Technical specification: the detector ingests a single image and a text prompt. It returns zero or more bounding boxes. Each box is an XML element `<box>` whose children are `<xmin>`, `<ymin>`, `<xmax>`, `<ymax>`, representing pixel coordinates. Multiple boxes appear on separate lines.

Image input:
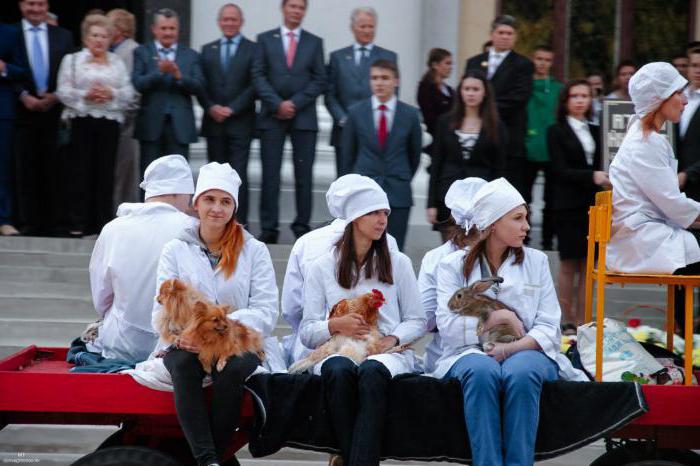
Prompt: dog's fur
<box><xmin>448</xmin><ymin>277</ymin><xmax>522</xmax><ymax>351</ymax></box>
<box><xmin>181</xmin><ymin>301</ymin><xmax>264</xmax><ymax>373</ymax></box>
<box><xmin>289</xmin><ymin>289</ymin><xmax>405</xmax><ymax>373</ymax></box>
<box><xmin>156</xmin><ymin>278</ymin><xmax>205</xmax><ymax>345</ymax></box>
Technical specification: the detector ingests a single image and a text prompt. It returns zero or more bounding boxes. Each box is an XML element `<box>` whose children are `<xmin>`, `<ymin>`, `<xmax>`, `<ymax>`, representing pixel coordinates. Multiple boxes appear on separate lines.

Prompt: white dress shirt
<box><xmin>281</xmin><ymin>25</ymin><xmax>301</xmax><ymax>54</ymax></box>
<box><xmin>372</xmin><ymin>95</ymin><xmax>397</xmax><ymax>133</ymax></box>
<box><xmin>487</xmin><ymin>47</ymin><xmax>510</xmax><ymax>79</ymax></box>
<box><xmin>22</xmin><ymin>19</ymin><xmax>48</xmax><ymax>82</ymax></box>
<box><xmin>566</xmin><ymin>115</ymin><xmax>596</xmax><ymax>166</ymax></box>
<box><xmin>680</xmin><ymin>86</ymin><xmax>700</xmax><ymax>138</ymax></box>
<box><xmin>353</xmin><ymin>42</ymin><xmax>374</xmax><ymax>65</ymax></box>
<box><xmin>154</xmin><ymin>41</ymin><xmax>178</xmax><ymax>61</ymax></box>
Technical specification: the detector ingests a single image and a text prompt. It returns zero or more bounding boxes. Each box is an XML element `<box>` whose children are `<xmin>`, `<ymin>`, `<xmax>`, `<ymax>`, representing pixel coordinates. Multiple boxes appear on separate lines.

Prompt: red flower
<box><xmin>628</xmin><ymin>318</ymin><xmax>642</xmax><ymax>328</ymax></box>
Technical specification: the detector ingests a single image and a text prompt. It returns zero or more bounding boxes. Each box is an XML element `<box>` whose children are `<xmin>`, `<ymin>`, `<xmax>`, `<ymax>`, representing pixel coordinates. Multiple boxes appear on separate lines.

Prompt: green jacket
<box><xmin>525</xmin><ymin>77</ymin><xmax>563</xmax><ymax>162</ymax></box>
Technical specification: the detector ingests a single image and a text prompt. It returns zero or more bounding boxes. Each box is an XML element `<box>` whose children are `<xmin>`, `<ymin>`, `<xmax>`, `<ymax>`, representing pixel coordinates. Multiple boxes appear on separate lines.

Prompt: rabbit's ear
<box><xmin>470</xmin><ymin>280</ymin><xmax>493</xmax><ymax>294</ymax></box>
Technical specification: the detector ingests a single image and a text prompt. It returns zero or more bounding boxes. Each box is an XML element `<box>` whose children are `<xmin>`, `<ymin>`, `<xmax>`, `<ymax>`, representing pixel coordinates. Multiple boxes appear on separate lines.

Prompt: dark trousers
<box><xmin>163</xmin><ymin>349</ymin><xmax>260</xmax><ymax>466</ymax></box>
<box><xmin>523</xmin><ymin>160</ymin><xmax>554</xmax><ymax>249</ymax></box>
<box><xmin>321</xmin><ymin>357</ymin><xmax>392</xmax><ymax>466</ymax></box>
<box><xmin>207</xmin><ymin>133</ymin><xmax>251</xmax><ymax>226</ymax></box>
<box><xmin>139</xmin><ymin>116</ymin><xmax>190</xmax><ymax>178</ymax></box>
<box><xmin>387</xmin><ymin>206</ymin><xmax>410</xmax><ymax>251</ymax></box>
<box><xmin>14</xmin><ymin>110</ymin><xmax>63</xmax><ymax>234</ymax></box>
<box><xmin>506</xmin><ymin>156</ymin><xmax>527</xmax><ymax>200</ymax></box>
<box><xmin>67</xmin><ymin>117</ymin><xmax>120</xmax><ymax>233</ymax></box>
<box><xmin>674</xmin><ymin>230</ymin><xmax>700</xmax><ymax>331</ymax></box>
<box><xmin>0</xmin><ymin>119</ymin><xmax>13</xmax><ymax>225</ymax></box>
<box><xmin>259</xmin><ymin>126</ymin><xmax>316</xmax><ymax>235</ymax></box>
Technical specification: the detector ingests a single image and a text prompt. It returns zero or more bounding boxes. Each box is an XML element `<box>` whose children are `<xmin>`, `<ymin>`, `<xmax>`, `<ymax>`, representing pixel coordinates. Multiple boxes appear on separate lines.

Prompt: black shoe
<box><xmin>258</xmin><ymin>230</ymin><xmax>278</xmax><ymax>244</ymax></box>
<box><xmin>291</xmin><ymin>224</ymin><xmax>311</xmax><ymax>239</ymax></box>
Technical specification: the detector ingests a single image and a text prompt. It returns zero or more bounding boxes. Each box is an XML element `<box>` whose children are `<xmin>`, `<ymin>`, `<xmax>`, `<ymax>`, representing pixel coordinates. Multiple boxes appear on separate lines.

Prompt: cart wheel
<box><xmin>72</xmin><ymin>446</ymin><xmax>181</xmax><ymax>466</ymax></box>
<box><xmin>590</xmin><ymin>444</ymin><xmax>700</xmax><ymax>466</ymax></box>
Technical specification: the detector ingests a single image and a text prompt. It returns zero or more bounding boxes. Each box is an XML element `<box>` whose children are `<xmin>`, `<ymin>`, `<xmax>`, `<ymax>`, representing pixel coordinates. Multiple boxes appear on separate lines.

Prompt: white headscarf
<box><xmin>629</xmin><ymin>62</ymin><xmax>687</xmax><ymax>119</ymax></box>
<box><xmin>193</xmin><ymin>162</ymin><xmax>242</xmax><ymax>211</ymax></box>
<box><xmin>451</xmin><ymin>177</ymin><xmax>525</xmax><ymax>231</ymax></box>
<box><xmin>444</xmin><ymin>178</ymin><xmax>488</xmax><ymax>228</ymax></box>
<box><xmin>325</xmin><ymin>174</ymin><xmax>390</xmax><ymax>223</ymax></box>
<box><xmin>140</xmin><ymin>154</ymin><xmax>194</xmax><ymax>200</ymax></box>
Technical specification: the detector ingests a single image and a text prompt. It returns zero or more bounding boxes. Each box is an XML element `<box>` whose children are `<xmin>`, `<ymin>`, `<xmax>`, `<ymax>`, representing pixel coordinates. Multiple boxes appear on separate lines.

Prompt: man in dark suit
<box><xmin>199</xmin><ymin>3</ymin><xmax>256</xmax><ymax>226</ymax></box>
<box><xmin>342</xmin><ymin>59</ymin><xmax>422</xmax><ymax>250</ymax></box>
<box><xmin>14</xmin><ymin>0</ymin><xmax>72</xmax><ymax>236</ymax></box>
<box><xmin>252</xmin><ymin>0</ymin><xmax>326</xmax><ymax>243</ymax></box>
<box><xmin>325</xmin><ymin>6</ymin><xmax>397</xmax><ymax>176</ymax></box>
<box><xmin>678</xmin><ymin>48</ymin><xmax>700</xmax><ymax>202</ymax></box>
<box><xmin>465</xmin><ymin>15</ymin><xmax>533</xmax><ymax>196</ymax></box>
<box><xmin>0</xmin><ymin>23</ymin><xmax>27</xmax><ymax>236</ymax></box>
<box><xmin>132</xmin><ymin>8</ymin><xmax>204</xmax><ymax>177</ymax></box>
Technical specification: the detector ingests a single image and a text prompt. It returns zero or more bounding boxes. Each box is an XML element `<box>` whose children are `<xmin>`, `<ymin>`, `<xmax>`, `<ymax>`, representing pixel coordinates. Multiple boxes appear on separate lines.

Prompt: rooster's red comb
<box><xmin>371</xmin><ymin>289</ymin><xmax>385</xmax><ymax>301</ymax></box>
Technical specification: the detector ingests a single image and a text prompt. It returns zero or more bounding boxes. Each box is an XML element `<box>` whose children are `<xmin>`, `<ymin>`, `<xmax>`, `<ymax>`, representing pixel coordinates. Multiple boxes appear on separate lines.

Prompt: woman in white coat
<box><xmin>152</xmin><ymin>162</ymin><xmax>283</xmax><ymax>466</ymax></box>
<box><xmin>607</xmin><ymin>62</ymin><xmax>700</xmax><ymax>327</ymax></box>
<box><xmin>298</xmin><ymin>175</ymin><xmax>426</xmax><ymax>466</ymax></box>
<box><xmin>434</xmin><ymin>177</ymin><xmax>586</xmax><ymax>466</ymax></box>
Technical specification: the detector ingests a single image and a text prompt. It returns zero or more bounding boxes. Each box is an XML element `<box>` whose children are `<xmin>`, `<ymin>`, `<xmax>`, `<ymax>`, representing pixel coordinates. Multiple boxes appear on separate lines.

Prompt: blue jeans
<box><xmin>444</xmin><ymin>350</ymin><xmax>558</xmax><ymax>466</ymax></box>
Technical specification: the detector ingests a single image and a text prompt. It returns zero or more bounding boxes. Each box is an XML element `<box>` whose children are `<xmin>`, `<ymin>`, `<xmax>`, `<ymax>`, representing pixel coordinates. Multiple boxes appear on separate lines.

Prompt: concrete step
<box><xmin>0</xmin><ymin>265</ymin><xmax>89</xmax><ymax>285</ymax></box>
<box><xmin>0</xmin><ymin>280</ymin><xmax>90</xmax><ymax>298</ymax></box>
<box><xmin>0</xmin><ymin>251</ymin><xmax>90</xmax><ymax>269</ymax></box>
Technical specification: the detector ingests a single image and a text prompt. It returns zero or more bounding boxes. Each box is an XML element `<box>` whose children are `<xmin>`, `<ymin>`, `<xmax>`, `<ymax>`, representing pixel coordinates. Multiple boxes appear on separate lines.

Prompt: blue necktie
<box><xmin>159</xmin><ymin>47</ymin><xmax>173</xmax><ymax>60</ymax></box>
<box><xmin>31</xmin><ymin>27</ymin><xmax>47</xmax><ymax>93</ymax></box>
<box><xmin>222</xmin><ymin>38</ymin><xmax>233</xmax><ymax>70</ymax></box>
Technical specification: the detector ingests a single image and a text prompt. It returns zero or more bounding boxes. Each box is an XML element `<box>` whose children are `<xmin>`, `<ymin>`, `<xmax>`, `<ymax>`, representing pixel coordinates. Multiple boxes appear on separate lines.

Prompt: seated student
<box><xmin>433</xmin><ymin>177</ymin><xmax>585</xmax><ymax>466</ymax></box>
<box><xmin>607</xmin><ymin>62</ymin><xmax>699</xmax><ymax>328</ymax></box>
<box><xmin>152</xmin><ymin>162</ymin><xmax>285</xmax><ymax>466</ymax></box>
<box><xmin>298</xmin><ymin>175</ymin><xmax>426</xmax><ymax>466</ymax></box>
<box><xmin>281</xmin><ymin>174</ymin><xmax>397</xmax><ymax>367</ymax></box>
<box><xmin>418</xmin><ymin>177</ymin><xmax>486</xmax><ymax>373</ymax></box>
<box><xmin>89</xmin><ymin>155</ymin><xmax>196</xmax><ymax>363</ymax></box>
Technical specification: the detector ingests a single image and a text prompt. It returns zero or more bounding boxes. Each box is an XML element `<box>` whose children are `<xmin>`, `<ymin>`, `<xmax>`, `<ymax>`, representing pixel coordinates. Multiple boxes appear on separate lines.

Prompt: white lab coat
<box><xmin>281</xmin><ymin>219</ymin><xmax>398</xmax><ymax>365</ymax></box>
<box><xmin>431</xmin><ymin>247</ymin><xmax>587</xmax><ymax>381</ymax></box>
<box><xmin>417</xmin><ymin>240</ymin><xmax>459</xmax><ymax>373</ymax></box>
<box><xmin>299</xmin><ymin>249</ymin><xmax>426</xmax><ymax>377</ymax></box>
<box><xmin>88</xmin><ymin>202</ymin><xmax>196</xmax><ymax>362</ymax></box>
<box><xmin>607</xmin><ymin>120</ymin><xmax>700</xmax><ymax>273</ymax></box>
<box><xmin>151</xmin><ymin>225</ymin><xmax>286</xmax><ymax>373</ymax></box>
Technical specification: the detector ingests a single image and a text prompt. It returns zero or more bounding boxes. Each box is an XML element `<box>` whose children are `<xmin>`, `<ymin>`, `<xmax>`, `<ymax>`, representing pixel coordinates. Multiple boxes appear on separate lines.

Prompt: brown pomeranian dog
<box><xmin>289</xmin><ymin>289</ymin><xmax>406</xmax><ymax>373</ymax></box>
<box><xmin>448</xmin><ymin>277</ymin><xmax>522</xmax><ymax>352</ymax></box>
<box><xmin>156</xmin><ymin>278</ymin><xmax>204</xmax><ymax>346</ymax></box>
<box><xmin>181</xmin><ymin>301</ymin><xmax>265</xmax><ymax>373</ymax></box>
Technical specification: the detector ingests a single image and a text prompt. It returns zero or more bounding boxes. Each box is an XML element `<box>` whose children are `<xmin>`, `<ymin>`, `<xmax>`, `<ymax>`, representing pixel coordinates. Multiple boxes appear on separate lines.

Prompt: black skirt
<box><xmin>553</xmin><ymin>208</ymin><xmax>589</xmax><ymax>261</ymax></box>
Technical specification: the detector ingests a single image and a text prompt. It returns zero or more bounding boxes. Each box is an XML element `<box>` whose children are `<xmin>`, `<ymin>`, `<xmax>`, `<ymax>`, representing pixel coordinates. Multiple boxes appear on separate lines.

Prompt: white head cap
<box><xmin>140</xmin><ymin>154</ymin><xmax>195</xmax><ymax>200</ymax></box>
<box><xmin>629</xmin><ymin>62</ymin><xmax>687</xmax><ymax>118</ymax></box>
<box><xmin>452</xmin><ymin>177</ymin><xmax>525</xmax><ymax>231</ymax></box>
<box><xmin>326</xmin><ymin>174</ymin><xmax>390</xmax><ymax>223</ymax></box>
<box><xmin>444</xmin><ymin>177</ymin><xmax>488</xmax><ymax>228</ymax></box>
<box><xmin>193</xmin><ymin>162</ymin><xmax>242</xmax><ymax>210</ymax></box>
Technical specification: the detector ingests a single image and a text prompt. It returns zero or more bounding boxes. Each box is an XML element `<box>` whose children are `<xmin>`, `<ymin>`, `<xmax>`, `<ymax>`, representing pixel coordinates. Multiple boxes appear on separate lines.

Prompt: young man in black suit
<box><xmin>465</xmin><ymin>15</ymin><xmax>533</xmax><ymax>197</ymax></box>
<box><xmin>199</xmin><ymin>3</ymin><xmax>256</xmax><ymax>226</ymax></box>
<box><xmin>341</xmin><ymin>59</ymin><xmax>422</xmax><ymax>251</ymax></box>
<box><xmin>15</xmin><ymin>0</ymin><xmax>73</xmax><ymax>236</ymax></box>
<box><xmin>678</xmin><ymin>48</ymin><xmax>700</xmax><ymax>202</ymax></box>
<box><xmin>252</xmin><ymin>0</ymin><xmax>326</xmax><ymax>243</ymax></box>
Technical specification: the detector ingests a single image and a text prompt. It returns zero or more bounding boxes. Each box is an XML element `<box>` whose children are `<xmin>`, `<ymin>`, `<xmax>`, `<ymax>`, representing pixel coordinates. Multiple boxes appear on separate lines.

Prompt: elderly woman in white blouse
<box><xmin>57</xmin><ymin>14</ymin><xmax>135</xmax><ymax>236</ymax></box>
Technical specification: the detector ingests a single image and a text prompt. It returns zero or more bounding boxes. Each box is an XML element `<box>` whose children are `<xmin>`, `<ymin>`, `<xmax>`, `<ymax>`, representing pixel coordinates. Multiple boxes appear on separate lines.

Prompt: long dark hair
<box><xmin>447</xmin><ymin>70</ymin><xmax>500</xmax><ymax>145</ymax></box>
<box><xmin>462</xmin><ymin>227</ymin><xmax>524</xmax><ymax>278</ymax></box>
<box><xmin>335</xmin><ymin>223</ymin><xmax>393</xmax><ymax>289</ymax></box>
<box><xmin>556</xmin><ymin>79</ymin><xmax>594</xmax><ymax>123</ymax></box>
<box><xmin>421</xmin><ymin>48</ymin><xmax>452</xmax><ymax>84</ymax></box>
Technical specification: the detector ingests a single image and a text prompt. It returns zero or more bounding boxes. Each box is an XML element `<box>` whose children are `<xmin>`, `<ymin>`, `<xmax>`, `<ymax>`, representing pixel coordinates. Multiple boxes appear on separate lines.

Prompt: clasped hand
<box><xmin>158</xmin><ymin>59</ymin><xmax>182</xmax><ymax>80</ymax></box>
<box><xmin>85</xmin><ymin>83</ymin><xmax>113</xmax><ymax>103</ymax></box>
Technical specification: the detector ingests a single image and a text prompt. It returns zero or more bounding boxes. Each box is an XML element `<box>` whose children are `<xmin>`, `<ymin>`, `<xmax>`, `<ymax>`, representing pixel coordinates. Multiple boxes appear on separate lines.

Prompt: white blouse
<box><xmin>566</xmin><ymin>116</ymin><xmax>595</xmax><ymax>166</ymax></box>
<box><xmin>57</xmin><ymin>49</ymin><xmax>136</xmax><ymax>124</ymax></box>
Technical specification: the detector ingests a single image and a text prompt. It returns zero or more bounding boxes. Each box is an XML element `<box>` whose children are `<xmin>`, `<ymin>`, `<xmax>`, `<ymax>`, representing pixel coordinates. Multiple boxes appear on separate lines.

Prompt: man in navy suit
<box><xmin>132</xmin><ymin>8</ymin><xmax>204</xmax><ymax>177</ymax></box>
<box><xmin>199</xmin><ymin>3</ymin><xmax>256</xmax><ymax>226</ymax></box>
<box><xmin>342</xmin><ymin>59</ymin><xmax>422</xmax><ymax>250</ymax></box>
<box><xmin>0</xmin><ymin>23</ymin><xmax>27</xmax><ymax>236</ymax></box>
<box><xmin>252</xmin><ymin>0</ymin><xmax>326</xmax><ymax>243</ymax></box>
<box><xmin>15</xmin><ymin>0</ymin><xmax>72</xmax><ymax>236</ymax></box>
<box><xmin>325</xmin><ymin>7</ymin><xmax>398</xmax><ymax>176</ymax></box>
<box><xmin>465</xmin><ymin>15</ymin><xmax>533</xmax><ymax>197</ymax></box>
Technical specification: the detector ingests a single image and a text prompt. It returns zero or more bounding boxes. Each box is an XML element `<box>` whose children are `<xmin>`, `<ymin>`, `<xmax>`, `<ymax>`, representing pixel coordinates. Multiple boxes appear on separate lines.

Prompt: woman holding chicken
<box><xmin>433</xmin><ymin>177</ymin><xmax>585</xmax><ymax>466</ymax></box>
<box><xmin>298</xmin><ymin>175</ymin><xmax>426</xmax><ymax>466</ymax></box>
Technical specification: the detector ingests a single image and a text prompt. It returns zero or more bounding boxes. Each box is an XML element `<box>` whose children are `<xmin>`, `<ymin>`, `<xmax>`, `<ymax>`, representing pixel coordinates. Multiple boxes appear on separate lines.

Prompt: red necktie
<box><xmin>286</xmin><ymin>31</ymin><xmax>297</xmax><ymax>68</ymax></box>
<box><xmin>378</xmin><ymin>104</ymin><xmax>388</xmax><ymax>149</ymax></box>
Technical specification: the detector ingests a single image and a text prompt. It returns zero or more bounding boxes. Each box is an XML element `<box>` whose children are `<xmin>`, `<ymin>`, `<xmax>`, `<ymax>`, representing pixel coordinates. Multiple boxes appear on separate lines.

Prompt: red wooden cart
<box><xmin>0</xmin><ymin>346</ymin><xmax>253</xmax><ymax>465</ymax></box>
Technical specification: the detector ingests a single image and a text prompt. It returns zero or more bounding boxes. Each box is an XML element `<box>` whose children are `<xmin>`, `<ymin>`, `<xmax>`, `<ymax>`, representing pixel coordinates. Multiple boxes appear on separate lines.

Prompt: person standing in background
<box><xmin>523</xmin><ymin>45</ymin><xmax>561</xmax><ymax>250</ymax></box>
<box><xmin>606</xmin><ymin>60</ymin><xmax>636</xmax><ymax>100</ymax></box>
<box><xmin>677</xmin><ymin>49</ymin><xmax>700</xmax><ymax>203</ymax></box>
<box><xmin>199</xmin><ymin>3</ymin><xmax>257</xmax><ymax>227</ymax></box>
<box><xmin>465</xmin><ymin>15</ymin><xmax>533</xmax><ymax>197</ymax></box>
<box><xmin>252</xmin><ymin>0</ymin><xmax>326</xmax><ymax>244</ymax></box>
<box><xmin>326</xmin><ymin>6</ymin><xmax>398</xmax><ymax>177</ymax></box>
<box><xmin>586</xmin><ymin>72</ymin><xmax>605</xmax><ymax>125</ymax></box>
<box><xmin>15</xmin><ymin>0</ymin><xmax>73</xmax><ymax>236</ymax></box>
<box><xmin>671</xmin><ymin>53</ymin><xmax>689</xmax><ymax>78</ymax></box>
<box><xmin>417</xmin><ymin>48</ymin><xmax>454</xmax><ymax>157</ymax></box>
<box><xmin>132</xmin><ymin>8</ymin><xmax>204</xmax><ymax>176</ymax></box>
<box><xmin>107</xmin><ymin>8</ymin><xmax>140</xmax><ymax>207</ymax></box>
<box><xmin>0</xmin><ymin>23</ymin><xmax>26</xmax><ymax>236</ymax></box>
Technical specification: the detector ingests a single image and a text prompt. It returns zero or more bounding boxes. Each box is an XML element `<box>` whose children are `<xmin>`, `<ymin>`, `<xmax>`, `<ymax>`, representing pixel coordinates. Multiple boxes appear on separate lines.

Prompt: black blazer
<box><xmin>252</xmin><ymin>28</ymin><xmax>326</xmax><ymax>131</ymax></box>
<box><xmin>0</xmin><ymin>24</ymin><xmax>27</xmax><ymax>120</ymax></box>
<box><xmin>547</xmin><ymin>120</ymin><xmax>601</xmax><ymax>211</ymax></box>
<box><xmin>428</xmin><ymin>114</ymin><xmax>507</xmax><ymax>209</ymax></box>
<box><xmin>199</xmin><ymin>36</ymin><xmax>257</xmax><ymax>137</ymax></box>
<box><xmin>416</xmin><ymin>78</ymin><xmax>454</xmax><ymax>137</ymax></box>
<box><xmin>465</xmin><ymin>51</ymin><xmax>533</xmax><ymax>158</ymax></box>
<box><xmin>677</xmin><ymin>107</ymin><xmax>700</xmax><ymax>202</ymax></box>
